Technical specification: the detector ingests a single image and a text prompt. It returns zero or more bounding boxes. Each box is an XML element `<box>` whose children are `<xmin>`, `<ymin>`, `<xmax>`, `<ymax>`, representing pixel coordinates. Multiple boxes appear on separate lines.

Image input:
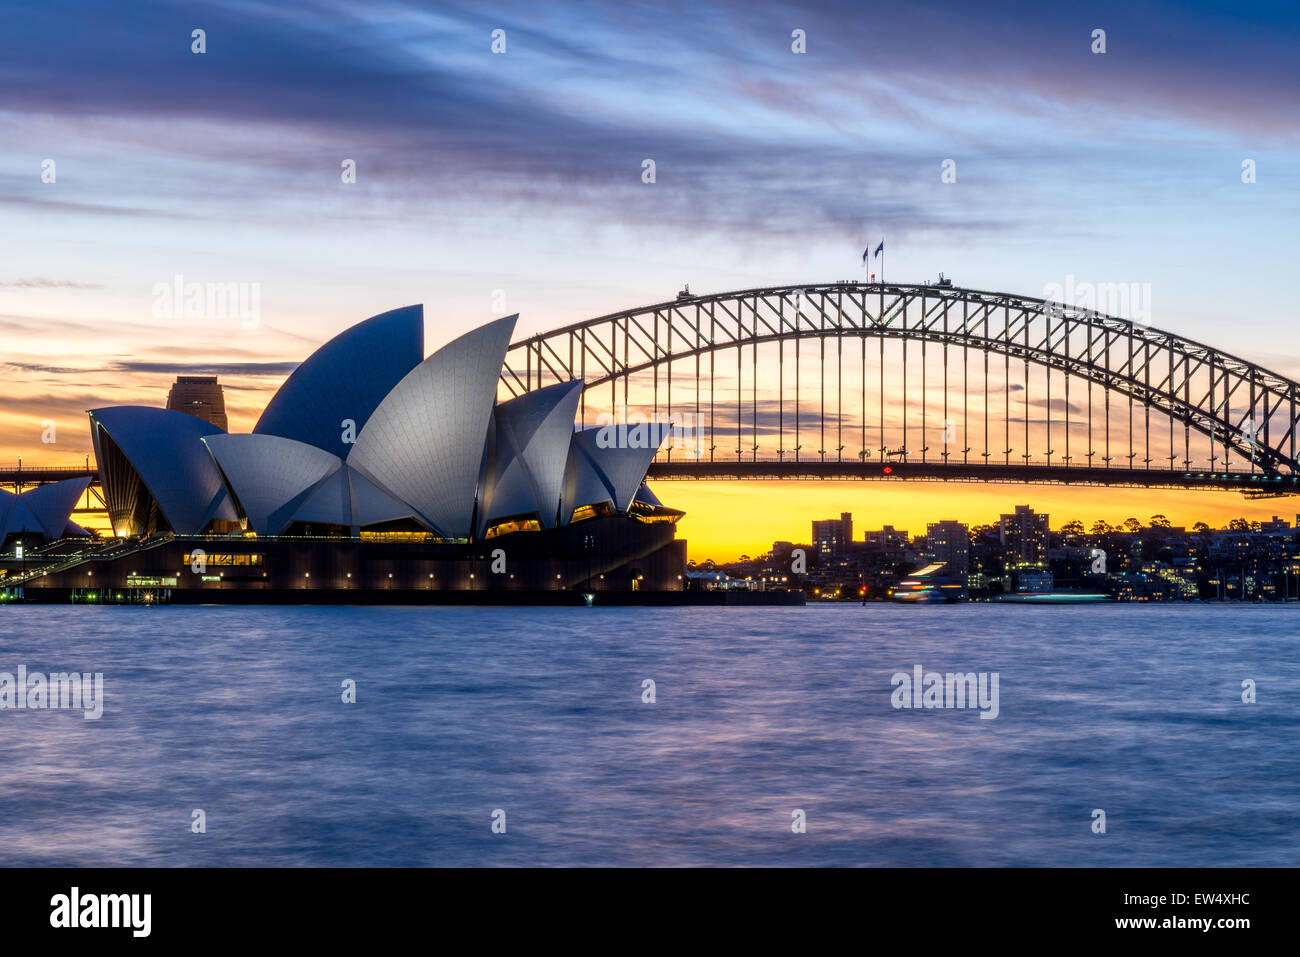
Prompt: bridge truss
<box><xmin>499</xmin><ymin>282</ymin><xmax>1300</xmax><ymax>493</ymax></box>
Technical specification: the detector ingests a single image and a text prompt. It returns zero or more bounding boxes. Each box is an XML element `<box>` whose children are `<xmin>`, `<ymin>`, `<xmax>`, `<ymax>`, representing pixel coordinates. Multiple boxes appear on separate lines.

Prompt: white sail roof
<box><xmin>17</xmin><ymin>477</ymin><xmax>92</xmax><ymax>539</ymax></box>
<box><xmin>203</xmin><ymin>434</ymin><xmax>342</xmax><ymax>536</ymax></box>
<box><xmin>481</xmin><ymin>379</ymin><xmax>583</xmax><ymax>529</ymax></box>
<box><xmin>89</xmin><ymin>407</ymin><xmax>237</xmax><ymax>535</ymax></box>
<box><xmin>561</xmin><ymin>423</ymin><xmax>671</xmax><ymax>520</ymax></box>
<box><xmin>253</xmin><ymin>305</ymin><xmax>423</xmax><ymax>458</ymax></box>
<box><xmin>0</xmin><ymin>490</ymin><xmax>41</xmax><ymax>543</ymax></box>
<box><xmin>291</xmin><ymin>464</ymin><xmax>417</xmax><ymax>529</ymax></box>
<box><xmin>348</xmin><ymin>315</ymin><xmax>517</xmax><ymax>538</ymax></box>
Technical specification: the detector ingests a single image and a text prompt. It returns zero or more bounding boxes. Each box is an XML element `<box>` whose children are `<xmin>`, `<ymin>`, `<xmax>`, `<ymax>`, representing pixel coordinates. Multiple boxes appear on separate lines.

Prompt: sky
<box><xmin>2</xmin><ymin>0</ymin><xmax>1298</xmax><ymax>557</ymax></box>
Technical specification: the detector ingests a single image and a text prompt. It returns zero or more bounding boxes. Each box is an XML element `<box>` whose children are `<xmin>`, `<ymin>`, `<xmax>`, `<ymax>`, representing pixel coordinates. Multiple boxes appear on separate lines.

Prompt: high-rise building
<box><xmin>863</xmin><ymin>525</ymin><xmax>908</xmax><ymax>547</ymax></box>
<box><xmin>812</xmin><ymin>512</ymin><xmax>852</xmax><ymax>557</ymax></box>
<box><xmin>165</xmin><ymin>375</ymin><xmax>228</xmax><ymax>430</ymax></box>
<box><xmin>926</xmin><ymin>519</ymin><xmax>970</xmax><ymax>580</ymax></box>
<box><xmin>1000</xmin><ymin>505</ymin><xmax>1048</xmax><ymax>565</ymax></box>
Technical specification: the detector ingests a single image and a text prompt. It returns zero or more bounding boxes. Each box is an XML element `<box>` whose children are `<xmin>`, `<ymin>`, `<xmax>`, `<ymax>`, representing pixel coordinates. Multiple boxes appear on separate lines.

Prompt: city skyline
<box><xmin>697</xmin><ymin>500</ymin><xmax>1300</xmax><ymax>604</ymax></box>
<box><xmin>784</xmin><ymin>501</ymin><xmax>1297</xmax><ymax>557</ymax></box>
<box><xmin>669</xmin><ymin>480</ymin><xmax>1300</xmax><ymax>560</ymax></box>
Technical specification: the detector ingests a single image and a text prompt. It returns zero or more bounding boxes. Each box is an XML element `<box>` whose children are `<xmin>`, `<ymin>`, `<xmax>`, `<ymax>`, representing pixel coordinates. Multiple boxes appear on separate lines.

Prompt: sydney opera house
<box><xmin>8</xmin><ymin>307</ymin><xmax>690</xmax><ymax>603</ymax></box>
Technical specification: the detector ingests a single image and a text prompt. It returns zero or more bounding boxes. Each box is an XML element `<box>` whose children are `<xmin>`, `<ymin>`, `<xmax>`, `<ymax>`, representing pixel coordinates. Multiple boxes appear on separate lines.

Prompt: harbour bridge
<box><xmin>5</xmin><ymin>281</ymin><xmax>1300</xmax><ymax>506</ymax></box>
<box><xmin>500</xmin><ymin>281</ymin><xmax>1300</xmax><ymax>495</ymax></box>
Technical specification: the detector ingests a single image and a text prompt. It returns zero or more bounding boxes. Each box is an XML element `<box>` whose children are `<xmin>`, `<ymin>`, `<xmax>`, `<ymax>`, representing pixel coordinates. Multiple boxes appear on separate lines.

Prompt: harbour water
<box><xmin>1</xmin><ymin>604</ymin><xmax>1296</xmax><ymax>866</ymax></box>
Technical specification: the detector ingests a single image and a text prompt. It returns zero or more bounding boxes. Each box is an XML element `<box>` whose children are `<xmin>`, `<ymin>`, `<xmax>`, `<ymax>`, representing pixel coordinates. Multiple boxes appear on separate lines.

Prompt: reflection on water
<box><xmin>1</xmin><ymin>604</ymin><xmax>1297</xmax><ymax>866</ymax></box>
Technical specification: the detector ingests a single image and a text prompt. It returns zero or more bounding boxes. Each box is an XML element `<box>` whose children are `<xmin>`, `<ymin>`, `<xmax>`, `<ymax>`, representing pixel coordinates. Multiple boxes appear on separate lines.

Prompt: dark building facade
<box><xmin>926</xmin><ymin>519</ymin><xmax>970</xmax><ymax>581</ymax></box>
<box><xmin>165</xmin><ymin>375</ymin><xmax>228</xmax><ymax>430</ymax></box>
<box><xmin>1000</xmin><ymin>505</ymin><xmax>1048</xmax><ymax>566</ymax></box>
<box><xmin>22</xmin><ymin>516</ymin><xmax>686</xmax><ymax>602</ymax></box>
<box><xmin>812</xmin><ymin>512</ymin><xmax>853</xmax><ymax>557</ymax></box>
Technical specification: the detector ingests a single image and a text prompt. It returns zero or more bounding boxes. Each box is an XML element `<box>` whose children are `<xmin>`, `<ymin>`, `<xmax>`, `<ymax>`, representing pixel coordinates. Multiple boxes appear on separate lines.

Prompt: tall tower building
<box><xmin>165</xmin><ymin>376</ymin><xmax>228</xmax><ymax>430</ymax></box>
<box><xmin>999</xmin><ymin>504</ymin><xmax>1048</xmax><ymax>566</ymax></box>
<box><xmin>927</xmin><ymin>519</ymin><xmax>970</xmax><ymax>580</ymax></box>
<box><xmin>812</xmin><ymin>512</ymin><xmax>853</xmax><ymax>557</ymax></box>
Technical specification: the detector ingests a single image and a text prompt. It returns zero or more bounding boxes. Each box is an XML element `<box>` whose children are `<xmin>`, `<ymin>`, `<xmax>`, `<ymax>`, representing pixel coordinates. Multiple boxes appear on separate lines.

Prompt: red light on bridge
<box><xmin>882</xmin><ymin>465</ymin><xmax>894</xmax><ymax>475</ymax></box>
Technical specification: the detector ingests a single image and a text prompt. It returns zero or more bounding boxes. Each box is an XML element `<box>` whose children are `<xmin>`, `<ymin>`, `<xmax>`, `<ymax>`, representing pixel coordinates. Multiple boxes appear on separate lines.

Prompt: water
<box><xmin>1</xmin><ymin>603</ymin><xmax>1296</xmax><ymax>867</ymax></box>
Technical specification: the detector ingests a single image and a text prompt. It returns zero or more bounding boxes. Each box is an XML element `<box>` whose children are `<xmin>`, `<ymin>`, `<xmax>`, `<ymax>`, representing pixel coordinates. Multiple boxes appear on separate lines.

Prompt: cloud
<box><xmin>0</xmin><ymin>277</ymin><xmax>102</xmax><ymax>289</ymax></box>
<box><xmin>4</xmin><ymin>355</ymin><xmax>300</xmax><ymax>379</ymax></box>
<box><xmin>0</xmin><ymin>196</ymin><xmax>194</xmax><ymax>220</ymax></box>
<box><xmin>0</xmin><ymin>313</ymin><xmax>182</xmax><ymax>338</ymax></box>
<box><xmin>107</xmin><ymin>360</ymin><xmax>299</xmax><ymax>376</ymax></box>
<box><xmin>3</xmin><ymin>0</ymin><xmax>1292</xmax><ymax>243</ymax></box>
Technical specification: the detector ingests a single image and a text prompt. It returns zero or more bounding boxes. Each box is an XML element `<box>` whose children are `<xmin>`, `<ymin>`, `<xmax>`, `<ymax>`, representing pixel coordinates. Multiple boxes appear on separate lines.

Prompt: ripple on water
<box><xmin>0</xmin><ymin>603</ymin><xmax>1296</xmax><ymax>866</ymax></box>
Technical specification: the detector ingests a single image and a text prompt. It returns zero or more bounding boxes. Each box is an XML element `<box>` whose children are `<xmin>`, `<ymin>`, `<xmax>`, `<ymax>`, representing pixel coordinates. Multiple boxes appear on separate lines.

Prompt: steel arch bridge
<box><xmin>500</xmin><ymin>281</ymin><xmax>1300</xmax><ymax>494</ymax></box>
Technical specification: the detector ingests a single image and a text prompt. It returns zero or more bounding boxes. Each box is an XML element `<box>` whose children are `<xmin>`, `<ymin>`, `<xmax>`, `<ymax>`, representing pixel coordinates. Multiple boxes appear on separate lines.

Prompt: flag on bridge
<box><xmin>874</xmin><ymin>239</ymin><xmax>885</xmax><ymax>259</ymax></box>
<box><xmin>862</xmin><ymin>245</ymin><xmax>870</xmax><ymax>264</ymax></box>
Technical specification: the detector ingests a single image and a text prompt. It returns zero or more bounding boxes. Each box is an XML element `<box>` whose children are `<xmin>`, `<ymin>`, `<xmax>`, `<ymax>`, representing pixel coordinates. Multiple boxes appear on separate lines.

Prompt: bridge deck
<box><xmin>3</xmin><ymin>463</ymin><xmax>1296</xmax><ymax>496</ymax></box>
<box><xmin>0</xmin><ymin>466</ymin><xmax>97</xmax><ymax>484</ymax></box>
<box><xmin>647</xmin><ymin>460</ymin><xmax>1300</xmax><ymax>493</ymax></box>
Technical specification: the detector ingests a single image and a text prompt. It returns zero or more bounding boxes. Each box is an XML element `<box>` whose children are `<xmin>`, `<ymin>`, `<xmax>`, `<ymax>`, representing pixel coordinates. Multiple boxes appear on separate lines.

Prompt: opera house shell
<box><xmin>0</xmin><ymin>477</ymin><xmax>92</xmax><ymax>547</ymax></box>
<box><xmin>86</xmin><ymin>306</ymin><xmax>680</xmax><ymax>544</ymax></box>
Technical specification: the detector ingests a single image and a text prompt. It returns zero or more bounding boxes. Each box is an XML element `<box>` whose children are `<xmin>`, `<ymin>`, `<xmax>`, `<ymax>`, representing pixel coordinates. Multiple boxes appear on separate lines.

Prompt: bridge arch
<box><xmin>501</xmin><ymin>282</ymin><xmax>1300</xmax><ymax>486</ymax></box>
